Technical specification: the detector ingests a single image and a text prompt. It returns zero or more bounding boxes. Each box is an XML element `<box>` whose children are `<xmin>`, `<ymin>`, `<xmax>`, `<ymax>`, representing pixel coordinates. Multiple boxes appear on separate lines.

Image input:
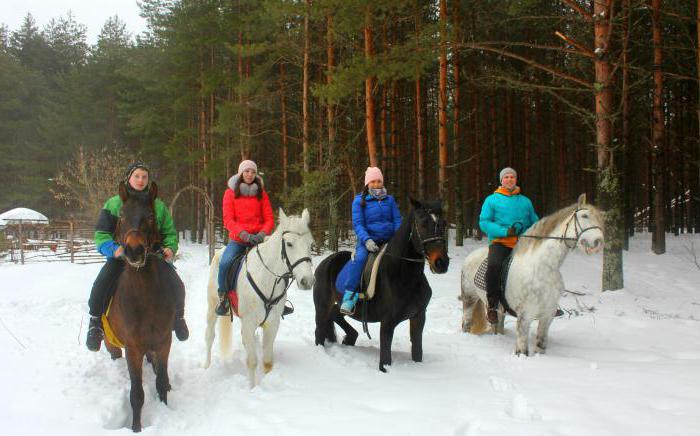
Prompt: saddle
<box><xmin>334</xmin><ymin>244</ymin><xmax>388</xmax><ymax>300</ymax></box>
<box><xmin>474</xmin><ymin>254</ymin><xmax>517</xmax><ymax>316</ymax></box>
<box><xmin>224</xmin><ymin>252</ymin><xmax>246</xmax><ymax>316</ymax></box>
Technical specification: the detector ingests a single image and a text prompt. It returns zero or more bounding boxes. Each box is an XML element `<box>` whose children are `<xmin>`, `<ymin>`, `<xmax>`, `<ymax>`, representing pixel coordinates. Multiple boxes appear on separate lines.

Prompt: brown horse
<box><xmin>102</xmin><ymin>181</ymin><xmax>183</xmax><ymax>432</ymax></box>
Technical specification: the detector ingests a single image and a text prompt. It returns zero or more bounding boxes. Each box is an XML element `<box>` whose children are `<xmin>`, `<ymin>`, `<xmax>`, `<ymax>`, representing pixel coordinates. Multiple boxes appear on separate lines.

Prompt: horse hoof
<box><xmin>515</xmin><ymin>350</ymin><xmax>529</xmax><ymax>357</ymax></box>
<box><xmin>379</xmin><ymin>365</ymin><xmax>387</xmax><ymax>373</ymax></box>
<box><xmin>264</xmin><ymin>362</ymin><xmax>273</xmax><ymax>374</ymax></box>
<box><xmin>342</xmin><ymin>331</ymin><xmax>358</xmax><ymax>346</ymax></box>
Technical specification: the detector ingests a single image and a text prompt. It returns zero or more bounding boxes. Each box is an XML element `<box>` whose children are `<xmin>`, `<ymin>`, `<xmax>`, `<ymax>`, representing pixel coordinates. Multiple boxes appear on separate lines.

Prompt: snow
<box><xmin>0</xmin><ymin>207</ymin><xmax>49</xmax><ymax>226</ymax></box>
<box><xmin>1</xmin><ymin>234</ymin><xmax>699</xmax><ymax>435</ymax></box>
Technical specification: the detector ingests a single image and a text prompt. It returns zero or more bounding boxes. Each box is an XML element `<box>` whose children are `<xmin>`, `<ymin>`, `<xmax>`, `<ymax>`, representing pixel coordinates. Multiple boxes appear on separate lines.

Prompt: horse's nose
<box><xmin>299</xmin><ymin>276</ymin><xmax>314</xmax><ymax>290</ymax></box>
<box><xmin>433</xmin><ymin>256</ymin><xmax>449</xmax><ymax>274</ymax></box>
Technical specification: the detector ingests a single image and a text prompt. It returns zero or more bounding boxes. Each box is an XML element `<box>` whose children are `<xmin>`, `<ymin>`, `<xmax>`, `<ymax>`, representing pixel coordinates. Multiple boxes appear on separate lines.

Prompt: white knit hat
<box><xmin>499</xmin><ymin>167</ymin><xmax>517</xmax><ymax>183</ymax></box>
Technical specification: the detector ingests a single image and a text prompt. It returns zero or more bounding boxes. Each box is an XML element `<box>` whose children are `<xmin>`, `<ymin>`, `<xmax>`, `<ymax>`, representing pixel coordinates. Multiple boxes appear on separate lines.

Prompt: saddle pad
<box><xmin>335</xmin><ymin>244</ymin><xmax>387</xmax><ymax>300</ymax></box>
<box><xmin>102</xmin><ymin>298</ymin><xmax>124</xmax><ymax>348</ymax></box>
<box><xmin>473</xmin><ymin>255</ymin><xmax>514</xmax><ymax>293</ymax></box>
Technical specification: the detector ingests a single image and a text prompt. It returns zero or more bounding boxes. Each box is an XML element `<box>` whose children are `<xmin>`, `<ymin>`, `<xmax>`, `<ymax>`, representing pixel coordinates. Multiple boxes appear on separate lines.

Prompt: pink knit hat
<box><xmin>364</xmin><ymin>167</ymin><xmax>383</xmax><ymax>186</ymax></box>
<box><xmin>238</xmin><ymin>159</ymin><xmax>258</xmax><ymax>175</ymax></box>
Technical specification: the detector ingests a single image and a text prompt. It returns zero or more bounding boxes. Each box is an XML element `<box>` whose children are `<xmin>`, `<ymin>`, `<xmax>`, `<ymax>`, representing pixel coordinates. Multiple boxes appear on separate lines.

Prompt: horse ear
<box><xmin>119</xmin><ymin>181</ymin><xmax>129</xmax><ymax>202</ymax></box>
<box><xmin>577</xmin><ymin>193</ymin><xmax>587</xmax><ymax>208</ymax></box>
<box><xmin>301</xmin><ymin>208</ymin><xmax>310</xmax><ymax>225</ymax></box>
<box><xmin>278</xmin><ymin>208</ymin><xmax>288</xmax><ymax>226</ymax></box>
<box><xmin>149</xmin><ymin>182</ymin><xmax>158</xmax><ymax>202</ymax></box>
<box><xmin>409</xmin><ymin>196</ymin><xmax>422</xmax><ymax>210</ymax></box>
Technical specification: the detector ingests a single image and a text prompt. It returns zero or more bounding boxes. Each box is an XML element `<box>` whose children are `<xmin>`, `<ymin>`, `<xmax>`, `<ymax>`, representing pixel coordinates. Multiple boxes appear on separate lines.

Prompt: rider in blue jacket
<box><xmin>479</xmin><ymin>167</ymin><xmax>538</xmax><ymax>324</ymax></box>
<box><xmin>340</xmin><ymin>167</ymin><xmax>402</xmax><ymax>315</ymax></box>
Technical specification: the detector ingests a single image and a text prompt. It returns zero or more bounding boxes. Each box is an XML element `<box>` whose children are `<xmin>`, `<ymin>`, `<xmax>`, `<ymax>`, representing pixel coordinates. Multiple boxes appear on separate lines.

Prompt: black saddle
<box><xmin>224</xmin><ymin>252</ymin><xmax>246</xmax><ymax>292</ymax></box>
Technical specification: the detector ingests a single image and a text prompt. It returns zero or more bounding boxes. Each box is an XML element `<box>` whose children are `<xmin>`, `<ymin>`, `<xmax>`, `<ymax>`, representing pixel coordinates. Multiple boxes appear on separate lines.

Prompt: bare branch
<box><xmin>554</xmin><ymin>31</ymin><xmax>595</xmax><ymax>58</ymax></box>
<box><xmin>561</xmin><ymin>0</ymin><xmax>593</xmax><ymax>21</ymax></box>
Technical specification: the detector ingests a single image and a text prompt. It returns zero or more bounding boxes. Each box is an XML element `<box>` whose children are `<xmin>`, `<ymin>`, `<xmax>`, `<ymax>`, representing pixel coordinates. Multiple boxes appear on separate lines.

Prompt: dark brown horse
<box><xmin>102</xmin><ymin>182</ymin><xmax>183</xmax><ymax>432</ymax></box>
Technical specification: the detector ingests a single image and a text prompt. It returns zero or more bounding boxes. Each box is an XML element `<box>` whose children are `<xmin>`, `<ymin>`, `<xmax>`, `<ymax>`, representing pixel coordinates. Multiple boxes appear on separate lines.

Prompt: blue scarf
<box><xmin>369</xmin><ymin>187</ymin><xmax>387</xmax><ymax>200</ymax></box>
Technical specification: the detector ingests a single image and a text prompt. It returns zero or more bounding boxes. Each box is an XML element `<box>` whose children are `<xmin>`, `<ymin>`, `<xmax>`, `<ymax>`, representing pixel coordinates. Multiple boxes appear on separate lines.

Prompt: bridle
<box><xmin>245</xmin><ymin>230</ymin><xmax>313</xmax><ymax>325</ymax></box>
<box><xmin>387</xmin><ymin>210</ymin><xmax>447</xmax><ymax>264</ymax></box>
<box><xmin>517</xmin><ymin>208</ymin><xmax>602</xmax><ymax>249</ymax></box>
<box><xmin>117</xmin><ymin>220</ymin><xmax>161</xmax><ymax>269</ymax></box>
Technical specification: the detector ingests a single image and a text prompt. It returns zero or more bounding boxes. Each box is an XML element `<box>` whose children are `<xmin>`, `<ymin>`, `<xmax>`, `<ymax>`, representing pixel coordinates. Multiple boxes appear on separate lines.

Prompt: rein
<box><xmin>245</xmin><ymin>230</ymin><xmax>312</xmax><ymax>325</ymax></box>
<box><xmin>385</xmin><ymin>213</ymin><xmax>446</xmax><ymax>264</ymax></box>
<box><xmin>516</xmin><ymin>208</ymin><xmax>602</xmax><ymax>249</ymax></box>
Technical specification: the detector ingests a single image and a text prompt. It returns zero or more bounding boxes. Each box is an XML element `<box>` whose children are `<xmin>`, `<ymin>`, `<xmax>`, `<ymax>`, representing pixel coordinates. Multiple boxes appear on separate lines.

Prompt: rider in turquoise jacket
<box><xmin>479</xmin><ymin>167</ymin><xmax>538</xmax><ymax>324</ymax></box>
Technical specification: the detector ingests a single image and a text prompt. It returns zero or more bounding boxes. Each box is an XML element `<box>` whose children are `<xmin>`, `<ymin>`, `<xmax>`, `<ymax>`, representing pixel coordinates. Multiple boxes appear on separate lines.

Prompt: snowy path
<box><xmin>1</xmin><ymin>235</ymin><xmax>699</xmax><ymax>435</ymax></box>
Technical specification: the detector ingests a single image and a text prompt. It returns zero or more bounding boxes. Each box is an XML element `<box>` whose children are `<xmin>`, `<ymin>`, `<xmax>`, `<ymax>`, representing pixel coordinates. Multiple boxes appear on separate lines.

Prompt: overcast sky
<box><xmin>3</xmin><ymin>0</ymin><xmax>148</xmax><ymax>44</ymax></box>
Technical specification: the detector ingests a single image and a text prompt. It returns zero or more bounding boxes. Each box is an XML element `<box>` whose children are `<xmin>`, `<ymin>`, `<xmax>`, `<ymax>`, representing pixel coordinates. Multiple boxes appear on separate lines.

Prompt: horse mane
<box><xmin>514</xmin><ymin>202</ymin><xmax>603</xmax><ymax>256</ymax></box>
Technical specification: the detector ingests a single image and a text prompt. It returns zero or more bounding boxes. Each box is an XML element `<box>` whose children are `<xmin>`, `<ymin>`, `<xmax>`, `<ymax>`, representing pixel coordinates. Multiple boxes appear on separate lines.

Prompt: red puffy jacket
<box><xmin>222</xmin><ymin>187</ymin><xmax>274</xmax><ymax>244</ymax></box>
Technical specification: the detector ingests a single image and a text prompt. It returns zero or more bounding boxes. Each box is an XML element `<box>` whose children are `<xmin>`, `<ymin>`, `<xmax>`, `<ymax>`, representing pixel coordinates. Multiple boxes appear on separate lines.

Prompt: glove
<box><xmin>250</xmin><ymin>232</ymin><xmax>266</xmax><ymax>245</ymax></box>
<box><xmin>365</xmin><ymin>239</ymin><xmax>379</xmax><ymax>252</ymax></box>
<box><xmin>239</xmin><ymin>230</ymin><xmax>251</xmax><ymax>243</ymax></box>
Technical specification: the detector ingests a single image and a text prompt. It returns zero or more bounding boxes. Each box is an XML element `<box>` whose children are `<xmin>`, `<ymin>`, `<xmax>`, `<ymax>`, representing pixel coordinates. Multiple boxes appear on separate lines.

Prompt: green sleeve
<box><xmin>94</xmin><ymin>196</ymin><xmax>122</xmax><ymax>248</ymax></box>
<box><xmin>156</xmin><ymin>199</ymin><xmax>179</xmax><ymax>253</ymax></box>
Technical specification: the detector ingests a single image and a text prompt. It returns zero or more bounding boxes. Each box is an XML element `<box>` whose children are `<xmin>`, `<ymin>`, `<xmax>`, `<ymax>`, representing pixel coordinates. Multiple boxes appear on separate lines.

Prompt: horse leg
<box><xmin>496</xmin><ymin>309</ymin><xmax>506</xmax><ymax>335</ymax></box>
<box><xmin>410</xmin><ymin>311</ymin><xmax>426</xmax><ymax>362</ymax></box>
<box><xmin>314</xmin><ymin>303</ymin><xmax>336</xmax><ymax>346</ymax></box>
<box><xmin>460</xmin><ymin>294</ymin><xmax>479</xmax><ymax>333</ymax></box>
<box><xmin>379</xmin><ymin>320</ymin><xmax>396</xmax><ymax>372</ymax></box>
<box><xmin>204</xmin><ymin>297</ymin><xmax>218</xmax><ymax>368</ymax></box>
<box><xmin>262</xmin><ymin>318</ymin><xmax>281</xmax><ymax>374</ymax></box>
<box><xmin>514</xmin><ymin>314</ymin><xmax>531</xmax><ymax>356</ymax></box>
<box><xmin>332</xmin><ymin>306</ymin><xmax>358</xmax><ymax>346</ymax></box>
<box><xmin>240</xmin><ymin>319</ymin><xmax>258</xmax><ymax>388</ymax></box>
<box><xmin>534</xmin><ymin>316</ymin><xmax>554</xmax><ymax>354</ymax></box>
<box><xmin>104</xmin><ymin>340</ymin><xmax>123</xmax><ymax>360</ymax></box>
<box><xmin>154</xmin><ymin>340</ymin><xmax>172</xmax><ymax>404</ymax></box>
<box><xmin>125</xmin><ymin>346</ymin><xmax>145</xmax><ymax>432</ymax></box>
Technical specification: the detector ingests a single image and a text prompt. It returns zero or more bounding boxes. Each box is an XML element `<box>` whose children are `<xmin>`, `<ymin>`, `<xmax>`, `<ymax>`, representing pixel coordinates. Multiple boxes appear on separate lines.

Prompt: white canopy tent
<box><xmin>0</xmin><ymin>208</ymin><xmax>49</xmax><ymax>228</ymax></box>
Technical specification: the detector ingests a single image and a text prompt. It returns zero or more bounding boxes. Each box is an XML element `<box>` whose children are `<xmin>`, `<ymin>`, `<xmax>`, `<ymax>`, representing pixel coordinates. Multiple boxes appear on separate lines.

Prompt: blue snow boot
<box><xmin>339</xmin><ymin>291</ymin><xmax>359</xmax><ymax>315</ymax></box>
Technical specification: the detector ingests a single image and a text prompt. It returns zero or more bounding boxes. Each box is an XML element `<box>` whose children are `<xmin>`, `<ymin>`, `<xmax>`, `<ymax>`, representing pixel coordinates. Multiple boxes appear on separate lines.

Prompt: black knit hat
<box><xmin>124</xmin><ymin>161</ymin><xmax>150</xmax><ymax>183</ymax></box>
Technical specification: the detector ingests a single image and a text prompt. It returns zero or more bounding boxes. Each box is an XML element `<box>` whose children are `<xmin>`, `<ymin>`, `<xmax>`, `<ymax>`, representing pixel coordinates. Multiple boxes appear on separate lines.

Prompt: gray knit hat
<box><xmin>499</xmin><ymin>167</ymin><xmax>517</xmax><ymax>183</ymax></box>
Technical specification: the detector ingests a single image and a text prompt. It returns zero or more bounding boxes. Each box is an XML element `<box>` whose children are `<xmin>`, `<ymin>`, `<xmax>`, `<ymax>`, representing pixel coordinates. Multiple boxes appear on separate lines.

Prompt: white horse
<box><xmin>460</xmin><ymin>194</ymin><xmax>604</xmax><ymax>355</ymax></box>
<box><xmin>204</xmin><ymin>209</ymin><xmax>315</xmax><ymax>386</ymax></box>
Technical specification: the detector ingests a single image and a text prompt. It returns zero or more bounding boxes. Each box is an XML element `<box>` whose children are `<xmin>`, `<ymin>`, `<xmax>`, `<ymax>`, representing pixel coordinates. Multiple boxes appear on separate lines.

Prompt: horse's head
<box><xmin>117</xmin><ymin>181</ymin><xmax>160</xmax><ymax>268</ymax></box>
<box><xmin>278</xmin><ymin>208</ymin><xmax>315</xmax><ymax>290</ymax></box>
<box><xmin>408</xmin><ymin>197</ymin><xmax>449</xmax><ymax>274</ymax></box>
<box><xmin>565</xmin><ymin>193</ymin><xmax>605</xmax><ymax>255</ymax></box>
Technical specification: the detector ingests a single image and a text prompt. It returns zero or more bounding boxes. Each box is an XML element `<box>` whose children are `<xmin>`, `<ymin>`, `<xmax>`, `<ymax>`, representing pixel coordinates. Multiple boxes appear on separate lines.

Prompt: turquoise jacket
<box><xmin>479</xmin><ymin>187</ymin><xmax>539</xmax><ymax>244</ymax></box>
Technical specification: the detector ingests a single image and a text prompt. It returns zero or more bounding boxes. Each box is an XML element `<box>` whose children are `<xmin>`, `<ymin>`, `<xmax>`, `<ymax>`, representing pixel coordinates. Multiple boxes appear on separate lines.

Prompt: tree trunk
<box><xmin>365</xmin><ymin>7</ymin><xmax>378</xmax><ymax>167</ymax></box>
<box><xmin>280</xmin><ymin>62</ymin><xmax>289</xmax><ymax>195</ymax></box>
<box><xmin>303</xmin><ymin>0</ymin><xmax>311</xmax><ymax>177</ymax></box>
<box><xmin>594</xmin><ymin>0</ymin><xmax>624</xmax><ymax>290</ymax></box>
<box><xmin>622</xmin><ymin>0</ymin><xmax>633</xmax><ymax>249</ymax></box>
<box><xmin>438</xmin><ymin>0</ymin><xmax>449</xmax><ymax>211</ymax></box>
<box><xmin>327</xmin><ymin>13</ymin><xmax>339</xmax><ymax>251</ymax></box>
<box><xmin>453</xmin><ymin>0</ymin><xmax>463</xmax><ymax>246</ymax></box>
<box><xmin>651</xmin><ymin>0</ymin><xmax>666</xmax><ymax>254</ymax></box>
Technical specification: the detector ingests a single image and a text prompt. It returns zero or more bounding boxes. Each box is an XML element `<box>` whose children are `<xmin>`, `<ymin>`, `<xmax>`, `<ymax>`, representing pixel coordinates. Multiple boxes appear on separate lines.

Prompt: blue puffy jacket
<box><xmin>479</xmin><ymin>187</ymin><xmax>538</xmax><ymax>245</ymax></box>
<box><xmin>352</xmin><ymin>193</ymin><xmax>402</xmax><ymax>244</ymax></box>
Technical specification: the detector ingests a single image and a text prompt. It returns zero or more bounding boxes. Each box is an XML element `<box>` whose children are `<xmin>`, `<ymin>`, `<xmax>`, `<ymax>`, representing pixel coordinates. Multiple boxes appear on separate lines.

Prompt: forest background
<box><xmin>1</xmin><ymin>0</ymin><xmax>698</xmax><ymax>291</ymax></box>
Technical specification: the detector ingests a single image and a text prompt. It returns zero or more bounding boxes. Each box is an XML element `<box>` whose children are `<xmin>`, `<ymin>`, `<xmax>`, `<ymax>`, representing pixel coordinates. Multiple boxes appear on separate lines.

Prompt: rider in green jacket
<box><xmin>85</xmin><ymin>162</ymin><xmax>189</xmax><ymax>351</ymax></box>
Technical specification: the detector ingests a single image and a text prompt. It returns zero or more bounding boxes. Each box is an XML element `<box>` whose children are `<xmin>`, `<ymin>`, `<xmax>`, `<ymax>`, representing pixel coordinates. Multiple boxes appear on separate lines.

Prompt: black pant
<box><xmin>87</xmin><ymin>258</ymin><xmax>185</xmax><ymax>318</ymax></box>
<box><xmin>88</xmin><ymin>258</ymin><xmax>123</xmax><ymax>317</ymax></box>
<box><xmin>485</xmin><ymin>243</ymin><xmax>512</xmax><ymax>310</ymax></box>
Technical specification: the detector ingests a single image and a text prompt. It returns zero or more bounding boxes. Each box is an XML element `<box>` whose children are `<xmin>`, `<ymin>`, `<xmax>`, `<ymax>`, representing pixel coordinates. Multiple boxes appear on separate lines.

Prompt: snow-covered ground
<box><xmin>1</xmin><ymin>234</ymin><xmax>699</xmax><ymax>435</ymax></box>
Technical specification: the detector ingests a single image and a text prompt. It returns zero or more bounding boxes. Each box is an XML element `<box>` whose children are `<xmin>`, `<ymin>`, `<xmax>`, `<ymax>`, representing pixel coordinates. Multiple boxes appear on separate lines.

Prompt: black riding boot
<box><xmin>215</xmin><ymin>289</ymin><xmax>231</xmax><ymax>316</ymax></box>
<box><xmin>86</xmin><ymin>316</ymin><xmax>104</xmax><ymax>352</ymax></box>
<box><xmin>485</xmin><ymin>243</ymin><xmax>512</xmax><ymax>324</ymax></box>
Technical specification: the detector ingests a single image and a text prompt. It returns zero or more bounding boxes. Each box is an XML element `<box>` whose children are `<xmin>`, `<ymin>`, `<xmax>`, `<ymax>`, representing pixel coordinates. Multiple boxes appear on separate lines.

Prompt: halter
<box><xmin>517</xmin><ymin>208</ymin><xmax>602</xmax><ymax>249</ymax></box>
<box><xmin>245</xmin><ymin>230</ymin><xmax>313</xmax><ymax>325</ymax></box>
<box><xmin>118</xmin><ymin>226</ymin><xmax>161</xmax><ymax>269</ymax></box>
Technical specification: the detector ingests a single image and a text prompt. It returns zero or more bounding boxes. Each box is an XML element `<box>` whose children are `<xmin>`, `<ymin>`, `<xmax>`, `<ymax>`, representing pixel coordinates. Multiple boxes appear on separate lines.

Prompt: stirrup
<box><xmin>215</xmin><ymin>291</ymin><xmax>231</xmax><ymax>316</ymax></box>
<box><xmin>282</xmin><ymin>301</ymin><xmax>294</xmax><ymax>317</ymax></box>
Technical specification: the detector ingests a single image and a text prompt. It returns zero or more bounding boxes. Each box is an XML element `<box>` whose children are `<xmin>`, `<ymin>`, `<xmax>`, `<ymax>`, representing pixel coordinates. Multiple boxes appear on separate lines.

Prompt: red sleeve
<box><xmin>223</xmin><ymin>189</ymin><xmax>245</xmax><ymax>237</ymax></box>
<box><xmin>260</xmin><ymin>191</ymin><xmax>274</xmax><ymax>235</ymax></box>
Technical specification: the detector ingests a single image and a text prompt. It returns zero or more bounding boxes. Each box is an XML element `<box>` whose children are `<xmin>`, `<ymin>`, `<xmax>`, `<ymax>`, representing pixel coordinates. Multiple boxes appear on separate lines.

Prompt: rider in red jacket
<box><xmin>216</xmin><ymin>160</ymin><xmax>274</xmax><ymax>315</ymax></box>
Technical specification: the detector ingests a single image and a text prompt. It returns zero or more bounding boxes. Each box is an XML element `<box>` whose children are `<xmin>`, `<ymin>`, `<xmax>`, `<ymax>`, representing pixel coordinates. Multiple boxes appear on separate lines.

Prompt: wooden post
<box><xmin>19</xmin><ymin>219</ymin><xmax>24</xmax><ymax>265</ymax></box>
<box><xmin>69</xmin><ymin>220</ymin><xmax>75</xmax><ymax>264</ymax></box>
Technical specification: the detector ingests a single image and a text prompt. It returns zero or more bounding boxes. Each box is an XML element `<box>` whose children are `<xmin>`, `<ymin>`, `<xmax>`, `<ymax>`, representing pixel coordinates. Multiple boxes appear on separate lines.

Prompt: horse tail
<box><xmin>470</xmin><ymin>299</ymin><xmax>489</xmax><ymax>334</ymax></box>
<box><xmin>219</xmin><ymin>314</ymin><xmax>232</xmax><ymax>357</ymax></box>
